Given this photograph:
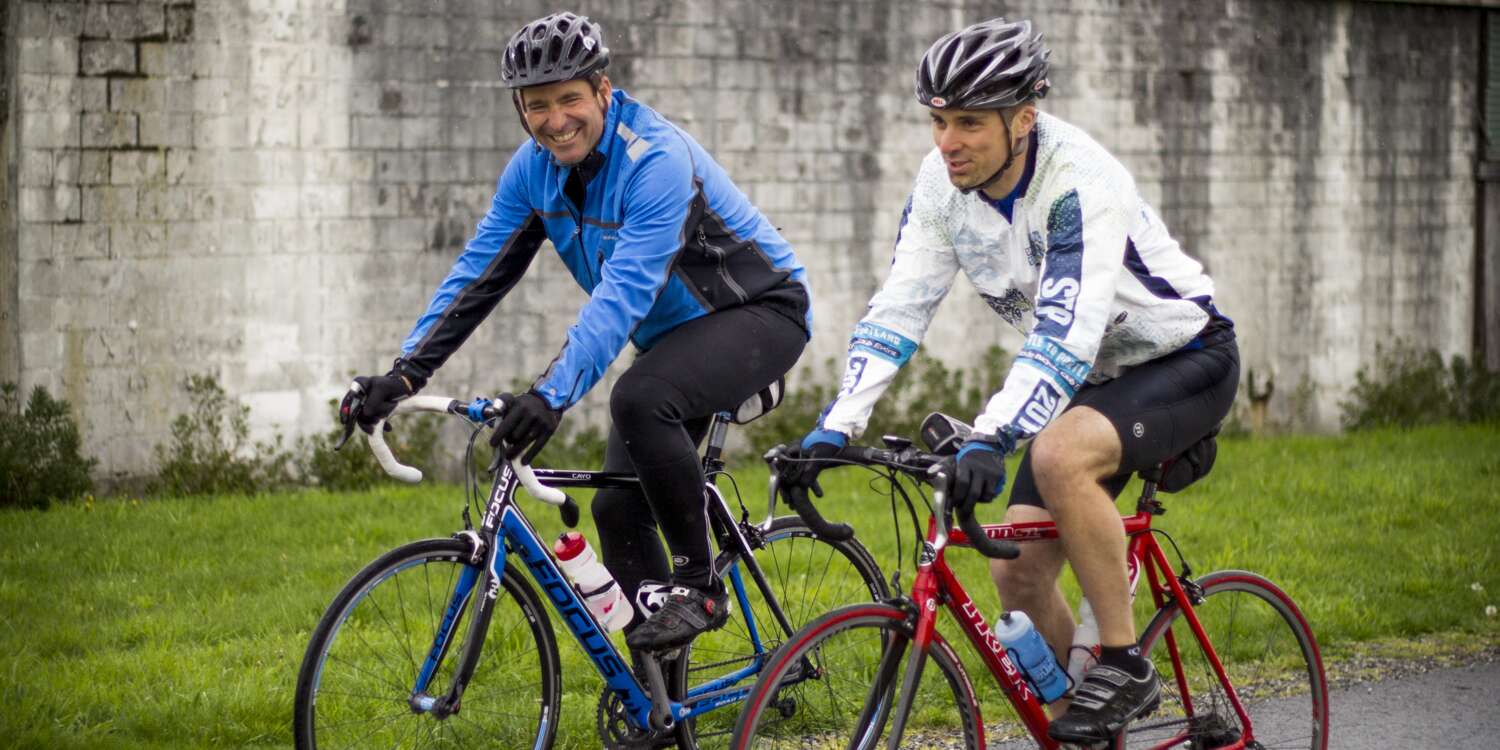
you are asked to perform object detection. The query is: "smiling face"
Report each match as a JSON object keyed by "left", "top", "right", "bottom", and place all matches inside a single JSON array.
[
  {"left": 520, "top": 75, "right": 612, "bottom": 165},
  {"left": 929, "top": 104, "right": 1035, "bottom": 195}
]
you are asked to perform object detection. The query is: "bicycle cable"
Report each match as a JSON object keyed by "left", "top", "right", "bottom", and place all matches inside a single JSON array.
[
  {"left": 779, "top": 452, "right": 935, "bottom": 575},
  {"left": 706, "top": 467, "right": 753, "bottom": 523},
  {"left": 1149, "top": 527, "right": 1192, "bottom": 580},
  {"left": 461, "top": 421, "right": 487, "bottom": 530}
]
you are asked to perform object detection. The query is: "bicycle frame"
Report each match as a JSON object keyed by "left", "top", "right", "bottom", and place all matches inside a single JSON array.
[
  {"left": 900, "top": 489, "right": 1259, "bottom": 750},
  {"left": 405, "top": 413, "right": 808, "bottom": 733}
]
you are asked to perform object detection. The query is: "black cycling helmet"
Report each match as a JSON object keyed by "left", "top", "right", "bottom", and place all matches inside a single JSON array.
[
  {"left": 916, "top": 18, "right": 1050, "bottom": 110},
  {"left": 501, "top": 12, "right": 610, "bottom": 89}
]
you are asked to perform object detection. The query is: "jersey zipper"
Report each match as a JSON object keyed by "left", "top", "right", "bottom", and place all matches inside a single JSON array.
[
  {"left": 561, "top": 171, "right": 596, "bottom": 289},
  {"left": 697, "top": 225, "right": 748, "bottom": 303}
]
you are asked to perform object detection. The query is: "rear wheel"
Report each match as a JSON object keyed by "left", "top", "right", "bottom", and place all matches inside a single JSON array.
[
  {"left": 730, "top": 603, "right": 982, "bottom": 750},
  {"left": 673, "top": 516, "right": 888, "bottom": 750},
  {"left": 1124, "top": 570, "right": 1328, "bottom": 750}
]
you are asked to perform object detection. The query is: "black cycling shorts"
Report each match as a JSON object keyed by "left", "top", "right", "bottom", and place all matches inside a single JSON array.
[{"left": 1007, "top": 333, "right": 1239, "bottom": 508}]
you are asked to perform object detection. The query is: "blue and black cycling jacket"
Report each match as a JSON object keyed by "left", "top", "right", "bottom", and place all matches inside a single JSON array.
[{"left": 398, "top": 88, "right": 812, "bottom": 410}]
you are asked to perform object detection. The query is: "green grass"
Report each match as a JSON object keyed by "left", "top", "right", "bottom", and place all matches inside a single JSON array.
[{"left": 2, "top": 424, "right": 1498, "bottom": 748}]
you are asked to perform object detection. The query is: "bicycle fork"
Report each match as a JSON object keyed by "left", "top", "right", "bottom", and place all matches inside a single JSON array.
[
  {"left": 408, "top": 533, "right": 502, "bottom": 718},
  {"left": 857, "top": 564, "right": 945, "bottom": 749}
]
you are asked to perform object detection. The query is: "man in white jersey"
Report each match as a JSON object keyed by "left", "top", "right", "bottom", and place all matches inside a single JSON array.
[{"left": 780, "top": 18, "right": 1239, "bottom": 743}]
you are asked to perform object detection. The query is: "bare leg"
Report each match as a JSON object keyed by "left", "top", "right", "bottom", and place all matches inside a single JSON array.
[
  {"left": 989, "top": 504, "right": 1072, "bottom": 656},
  {"left": 1029, "top": 406, "right": 1133, "bottom": 648},
  {"left": 990, "top": 503, "right": 1071, "bottom": 713}
]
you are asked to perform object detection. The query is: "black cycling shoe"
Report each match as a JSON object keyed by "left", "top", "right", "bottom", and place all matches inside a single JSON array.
[
  {"left": 625, "top": 584, "right": 729, "bottom": 652},
  {"left": 1047, "top": 662, "right": 1161, "bottom": 744}
]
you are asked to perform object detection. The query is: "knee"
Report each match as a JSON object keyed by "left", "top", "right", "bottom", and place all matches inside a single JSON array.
[
  {"left": 591, "top": 488, "right": 643, "bottom": 529},
  {"left": 1029, "top": 427, "right": 1114, "bottom": 508},
  {"left": 991, "top": 554, "right": 1057, "bottom": 604},
  {"left": 610, "top": 373, "right": 655, "bottom": 427},
  {"left": 610, "top": 372, "right": 678, "bottom": 428},
  {"left": 1028, "top": 431, "right": 1076, "bottom": 497}
]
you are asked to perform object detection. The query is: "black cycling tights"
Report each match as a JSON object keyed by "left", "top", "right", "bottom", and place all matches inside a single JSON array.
[{"left": 591, "top": 301, "right": 805, "bottom": 625}]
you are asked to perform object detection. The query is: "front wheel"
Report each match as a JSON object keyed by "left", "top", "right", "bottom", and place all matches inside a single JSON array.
[
  {"left": 729, "top": 603, "right": 983, "bottom": 750},
  {"left": 672, "top": 516, "right": 889, "bottom": 750},
  {"left": 293, "top": 537, "right": 561, "bottom": 749},
  {"left": 1124, "top": 570, "right": 1329, "bottom": 750}
]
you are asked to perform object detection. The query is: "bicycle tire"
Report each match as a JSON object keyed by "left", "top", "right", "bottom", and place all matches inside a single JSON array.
[
  {"left": 1123, "top": 570, "right": 1329, "bottom": 750},
  {"left": 293, "top": 537, "right": 561, "bottom": 750},
  {"left": 729, "top": 603, "right": 982, "bottom": 750},
  {"left": 672, "top": 516, "right": 889, "bottom": 750}
]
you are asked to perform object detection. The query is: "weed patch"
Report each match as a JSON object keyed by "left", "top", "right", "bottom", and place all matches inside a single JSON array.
[
  {"left": 1341, "top": 344, "right": 1500, "bottom": 429},
  {"left": 0, "top": 383, "right": 95, "bottom": 509}
]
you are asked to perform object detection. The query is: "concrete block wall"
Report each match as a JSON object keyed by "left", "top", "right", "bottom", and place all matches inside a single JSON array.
[{"left": 1, "top": 0, "right": 1484, "bottom": 479}]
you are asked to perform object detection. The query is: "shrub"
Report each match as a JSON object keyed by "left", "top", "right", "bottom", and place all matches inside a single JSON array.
[
  {"left": 294, "top": 401, "right": 442, "bottom": 491},
  {"left": 151, "top": 375, "right": 447, "bottom": 496},
  {"left": 1341, "top": 344, "right": 1500, "bottom": 430},
  {"left": 151, "top": 374, "right": 276, "bottom": 497},
  {"left": 534, "top": 422, "right": 608, "bottom": 470},
  {"left": 867, "top": 345, "right": 1010, "bottom": 444},
  {"left": 739, "top": 345, "right": 1011, "bottom": 456},
  {"left": 0, "top": 383, "right": 96, "bottom": 509}
]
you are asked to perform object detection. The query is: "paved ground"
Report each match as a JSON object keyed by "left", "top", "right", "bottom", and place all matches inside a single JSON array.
[
  {"left": 983, "top": 658, "right": 1500, "bottom": 749},
  {"left": 1326, "top": 658, "right": 1500, "bottom": 749}
]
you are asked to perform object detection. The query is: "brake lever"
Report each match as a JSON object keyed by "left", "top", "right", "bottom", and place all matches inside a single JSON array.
[
  {"left": 335, "top": 379, "right": 366, "bottom": 451},
  {"left": 334, "top": 418, "right": 357, "bottom": 451}
]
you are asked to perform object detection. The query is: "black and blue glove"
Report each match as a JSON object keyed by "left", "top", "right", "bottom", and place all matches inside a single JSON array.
[
  {"left": 340, "top": 360, "right": 426, "bottom": 434},
  {"left": 489, "top": 391, "right": 564, "bottom": 464},
  {"left": 944, "top": 434, "right": 1015, "bottom": 515},
  {"left": 780, "top": 428, "right": 848, "bottom": 498}
]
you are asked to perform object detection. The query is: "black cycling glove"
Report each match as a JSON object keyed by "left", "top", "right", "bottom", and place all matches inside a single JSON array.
[
  {"left": 780, "top": 428, "right": 848, "bottom": 498},
  {"left": 489, "top": 391, "right": 563, "bottom": 465},
  {"left": 340, "top": 361, "right": 425, "bottom": 434},
  {"left": 944, "top": 435, "right": 1013, "bottom": 515}
]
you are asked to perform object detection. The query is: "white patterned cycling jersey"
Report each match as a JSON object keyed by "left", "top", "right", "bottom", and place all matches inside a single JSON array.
[{"left": 821, "top": 111, "right": 1221, "bottom": 443}]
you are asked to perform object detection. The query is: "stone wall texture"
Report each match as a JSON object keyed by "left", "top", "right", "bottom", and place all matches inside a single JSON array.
[{"left": 1, "top": 0, "right": 1487, "bottom": 479}]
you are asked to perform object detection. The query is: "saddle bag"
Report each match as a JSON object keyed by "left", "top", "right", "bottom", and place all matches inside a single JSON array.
[{"left": 1158, "top": 426, "right": 1220, "bottom": 493}]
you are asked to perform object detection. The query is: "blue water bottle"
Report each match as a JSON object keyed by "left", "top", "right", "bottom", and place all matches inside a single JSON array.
[{"left": 994, "top": 610, "right": 1070, "bottom": 703}]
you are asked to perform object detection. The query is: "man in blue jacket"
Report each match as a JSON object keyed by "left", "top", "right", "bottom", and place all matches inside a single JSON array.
[{"left": 342, "top": 12, "right": 812, "bottom": 652}]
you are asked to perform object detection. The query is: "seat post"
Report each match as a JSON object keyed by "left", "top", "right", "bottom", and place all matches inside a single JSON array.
[
  {"left": 701, "top": 412, "right": 732, "bottom": 473},
  {"left": 1135, "top": 465, "right": 1165, "bottom": 515}
]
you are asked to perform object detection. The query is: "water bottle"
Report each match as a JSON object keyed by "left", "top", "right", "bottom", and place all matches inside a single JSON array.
[
  {"left": 1067, "top": 554, "right": 1141, "bottom": 690},
  {"left": 553, "top": 531, "right": 632, "bottom": 632},
  {"left": 993, "top": 610, "right": 1069, "bottom": 703},
  {"left": 1066, "top": 598, "right": 1101, "bottom": 690}
]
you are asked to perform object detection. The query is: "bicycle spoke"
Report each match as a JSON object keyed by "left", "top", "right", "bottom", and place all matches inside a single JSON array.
[
  {"left": 735, "top": 609, "right": 976, "bottom": 750},
  {"left": 313, "top": 687, "right": 410, "bottom": 705},
  {"left": 325, "top": 650, "right": 408, "bottom": 697},
  {"left": 1131, "top": 574, "right": 1326, "bottom": 750},
  {"left": 443, "top": 715, "right": 471, "bottom": 750},
  {"left": 325, "top": 708, "right": 417, "bottom": 749},
  {"left": 297, "top": 542, "right": 555, "bottom": 750},
  {"left": 393, "top": 564, "right": 419, "bottom": 684},
  {"left": 366, "top": 584, "right": 420, "bottom": 684}
]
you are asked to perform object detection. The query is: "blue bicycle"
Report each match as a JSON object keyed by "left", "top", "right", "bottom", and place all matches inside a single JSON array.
[{"left": 292, "top": 391, "right": 888, "bottom": 749}]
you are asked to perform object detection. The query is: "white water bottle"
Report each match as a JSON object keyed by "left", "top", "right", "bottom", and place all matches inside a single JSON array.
[
  {"left": 1068, "top": 555, "right": 1142, "bottom": 691},
  {"left": 553, "top": 531, "right": 632, "bottom": 632},
  {"left": 1067, "top": 598, "right": 1102, "bottom": 690},
  {"left": 993, "top": 610, "right": 1070, "bottom": 703}
]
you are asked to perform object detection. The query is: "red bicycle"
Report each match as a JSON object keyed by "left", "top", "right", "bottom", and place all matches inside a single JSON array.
[{"left": 731, "top": 414, "right": 1328, "bottom": 749}]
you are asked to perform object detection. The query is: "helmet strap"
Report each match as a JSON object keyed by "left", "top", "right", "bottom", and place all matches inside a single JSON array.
[{"left": 512, "top": 91, "right": 542, "bottom": 151}]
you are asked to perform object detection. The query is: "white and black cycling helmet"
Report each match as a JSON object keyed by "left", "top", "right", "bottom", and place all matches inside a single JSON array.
[
  {"left": 916, "top": 18, "right": 1050, "bottom": 110},
  {"left": 501, "top": 11, "right": 610, "bottom": 89}
]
